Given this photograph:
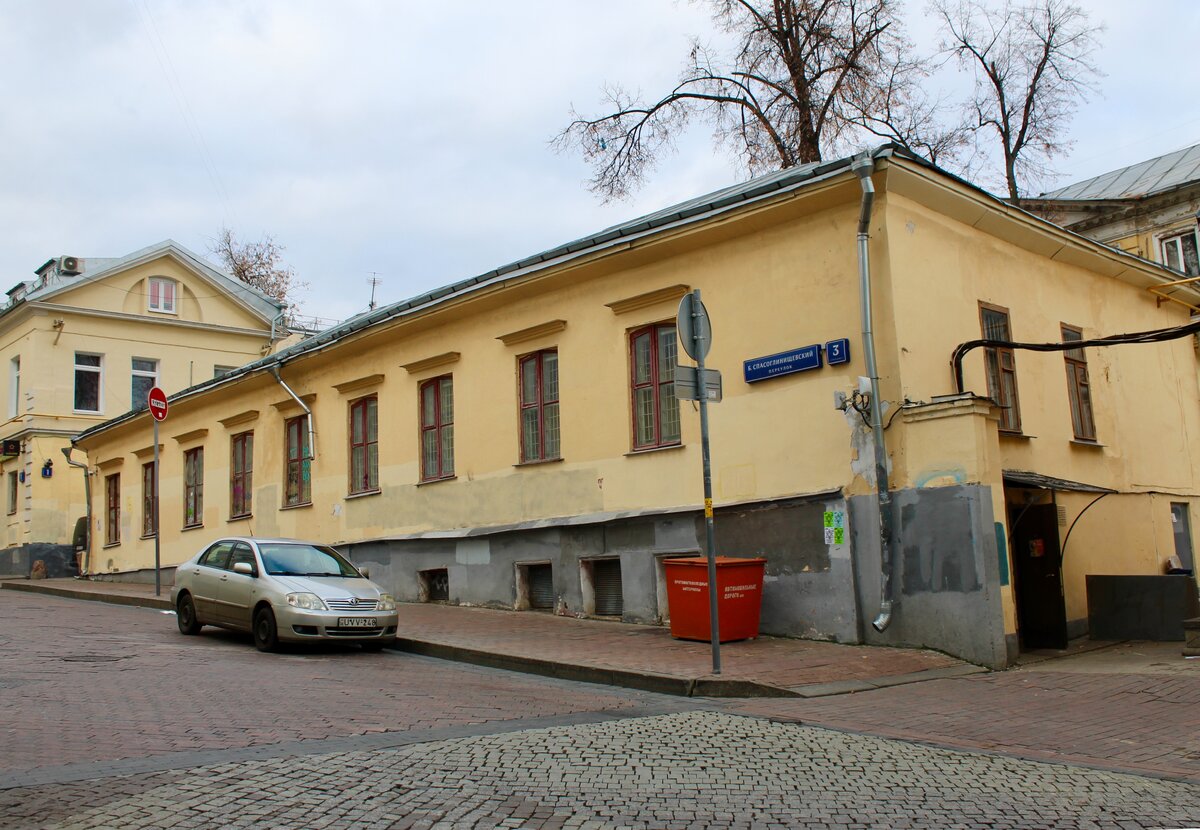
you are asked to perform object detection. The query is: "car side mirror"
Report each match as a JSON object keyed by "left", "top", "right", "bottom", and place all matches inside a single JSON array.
[
  {"left": 232, "top": 562, "right": 256, "bottom": 577},
  {"left": 359, "top": 566, "right": 370, "bottom": 579}
]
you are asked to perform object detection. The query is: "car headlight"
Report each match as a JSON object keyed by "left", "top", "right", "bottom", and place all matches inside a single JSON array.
[
  {"left": 377, "top": 593, "right": 396, "bottom": 611},
  {"left": 286, "top": 592, "right": 328, "bottom": 611}
]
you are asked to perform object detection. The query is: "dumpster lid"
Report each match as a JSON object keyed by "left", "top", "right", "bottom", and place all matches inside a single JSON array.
[{"left": 663, "top": 556, "right": 766, "bottom": 566}]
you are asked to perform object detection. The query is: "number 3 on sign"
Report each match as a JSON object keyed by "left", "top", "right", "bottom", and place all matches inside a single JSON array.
[{"left": 825, "top": 338, "right": 850, "bottom": 366}]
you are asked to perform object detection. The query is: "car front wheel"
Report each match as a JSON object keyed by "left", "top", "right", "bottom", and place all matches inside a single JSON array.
[
  {"left": 253, "top": 606, "right": 279, "bottom": 652},
  {"left": 177, "top": 594, "right": 202, "bottom": 635}
]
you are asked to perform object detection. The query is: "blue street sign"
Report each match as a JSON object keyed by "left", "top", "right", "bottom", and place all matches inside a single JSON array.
[
  {"left": 825, "top": 338, "right": 851, "bottom": 366},
  {"left": 744, "top": 344, "right": 822, "bottom": 383}
]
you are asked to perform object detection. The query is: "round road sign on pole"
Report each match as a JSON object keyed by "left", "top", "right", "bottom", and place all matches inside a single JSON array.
[
  {"left": 148, "top": 387, "right": 168, "bottom": 422},
  {"left": 677, "top": 291, "right": 712, "bottom": 361}
]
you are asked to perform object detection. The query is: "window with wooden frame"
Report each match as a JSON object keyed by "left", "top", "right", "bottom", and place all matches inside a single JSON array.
[
  {"left": 284, "top": 416, "right": 311, "bottom": 506},
  {"left": 183, "top": 447, "right": 203, "bottom": 528},
  {"left": 1061, "top": 325, "right": 1096, "bottom": 442},
  {"left": 979, "top": 304, "right": 1021, "bottom": 433},
  {"left": 7, "top": 470, "right": 18, "bottom": 516},
  {"left": 105, "top": 473, "right": 120, "bottom": 545},
  {"left": 348, "top": 396, "right": 379, "bottom": 494},
  {"left": 519, "top": 350, "right": 560, "bottom": 463},
  {"left": 419, "top": 376, "right": 454, "bottom": 481},
  {"left": 230, "top": 432, "right": 253, "bottom": 517},
  {"left": 142, "top": 461, "right": 157, "bottom": 537},
  {"left": 629, "top": 323, "right": 680, "bottom": 450}
]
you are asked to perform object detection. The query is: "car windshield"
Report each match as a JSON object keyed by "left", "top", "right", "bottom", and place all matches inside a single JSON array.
[{"left": 258, "top": 543, "right": 361, "bottom": 578}]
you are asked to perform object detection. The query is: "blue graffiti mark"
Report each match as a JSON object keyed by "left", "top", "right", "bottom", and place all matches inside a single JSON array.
[{"left": 915, "top": 467, "right": 967, "bottom": 488}]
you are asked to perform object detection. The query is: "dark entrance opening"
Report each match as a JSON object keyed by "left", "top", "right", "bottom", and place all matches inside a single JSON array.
[
  {"left": 593, "top": 558, "right": 623, "bottom": 617},
  {"left": 1007, "top": 487, "right": 1068, "bottom": 650},
  {"left": 527, "top": 563, "right": 554, "bottom": 610},
  {"left": 419, "top": 568, "right": 449, "bottom": 603}
]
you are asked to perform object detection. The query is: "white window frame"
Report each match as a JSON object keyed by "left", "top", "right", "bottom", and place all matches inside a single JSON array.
[
  {"left": 147, "top": 277, "right": 177, "bottom": 314},
  {"left": 8, "top": 356, "right": 19, "bottom": 418},
  {"left": 73, "top": 352, "right": 103, "bottom": 414},
  {"left": 131, "top": 358, "right": 159, "bottom": 410},
  {"left": 1160, "top": 228, "right": 1200, "bottom": 276}
]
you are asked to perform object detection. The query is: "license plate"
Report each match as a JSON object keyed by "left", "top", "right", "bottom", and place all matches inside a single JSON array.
[{"left": 337, "top": 617, "right": 378, "bottom": 628}]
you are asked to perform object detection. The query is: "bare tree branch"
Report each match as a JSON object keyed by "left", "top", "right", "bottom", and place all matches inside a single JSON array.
[{"left": 208, "top": 228, "right": 308, "bottom": 327}]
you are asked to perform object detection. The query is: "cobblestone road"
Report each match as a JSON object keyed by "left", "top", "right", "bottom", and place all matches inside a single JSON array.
[{"left": 3, "top": 711, "right": 1198, "bottom": 829}]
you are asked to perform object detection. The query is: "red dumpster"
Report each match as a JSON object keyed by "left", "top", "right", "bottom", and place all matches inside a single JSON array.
[{"left": 663, "top": 556, "right": 767, "bottom": 642}]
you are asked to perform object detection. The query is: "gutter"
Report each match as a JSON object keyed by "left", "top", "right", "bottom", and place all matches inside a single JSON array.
[
  {"left": 270, "top": 366, "right": 315, "bottom": 459},
  {"left": 850, "top": 151, "right": 895, "bottom": 633}
]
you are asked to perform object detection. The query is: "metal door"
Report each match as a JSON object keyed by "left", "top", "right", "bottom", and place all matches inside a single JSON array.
[
  {"left": 215, "top": 542, "right": 259, "bottom": 629},
  {"left": 1009, "top": 499, "right": 1068, "bottom": 649},
  {"left": 528, "top": 564, "right": 554, "bottom": 610},
  {"left": 593, "top": 558, "right": 623, "bottom": 616}
]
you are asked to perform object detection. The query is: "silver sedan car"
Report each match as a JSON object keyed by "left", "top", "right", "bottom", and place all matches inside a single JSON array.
[{"left": 171, "top": 537, "right": 398, "bottom": 651}]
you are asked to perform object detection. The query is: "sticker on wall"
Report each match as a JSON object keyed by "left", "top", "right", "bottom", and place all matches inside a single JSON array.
[{"left": 823, "top": 510, "right": 846, "bottom": 545}]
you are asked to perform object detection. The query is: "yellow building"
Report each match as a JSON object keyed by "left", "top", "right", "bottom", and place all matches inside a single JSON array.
[
  {"left": 73, "top": 148, "right": 1200, "bottom": 667},
  {"left": 1, "top": 240, "right": 286, "bottom": 577}
]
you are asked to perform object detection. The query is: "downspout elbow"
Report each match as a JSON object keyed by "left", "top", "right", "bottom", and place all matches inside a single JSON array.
[
  {"left": 270, "top": 366, "right": 315, "bottom": 459},
  {"left": 61, "top": 445, "right": 91, "bottom": 577},
  {"left": 851, "top": 153, "right": 876, "bottom": 236}
]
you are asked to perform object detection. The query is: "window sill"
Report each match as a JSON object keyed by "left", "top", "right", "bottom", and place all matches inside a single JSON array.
[
  {"left": 624, "top": 443, "right": 684, "bottom": 457},
  {"left": 102, "top": 541, "right": 121, "bottom": 549},
  {"left": 228, "top": 514, "right": 252, "bottom": 522},
  {"left": 280, "top": 502, "right": 312, "bottom": 511},
  {"left": 417, "top": 475, "right": 456, "bottom": 487},
  {"left": 1069, "top": 439, "right": 1104, "bottom": 449},
  {"left": 181, "top": 524, "right": 204, "bottom": 532},
  {"left": 147, "top": 308, "right": 178, "bottom": 316},
  {"left": 140, "top": 533, "right": 158, "bottom": 540},
  {"left": 346, "top": 489, "right": 381, "bottom": 500},
  {"left": 998, "top": 431, "right": 1034, "bottom": 441},
  {"left": 514, "top": 457, "right": 563, "bottom": 468},
  {"left": 73, "top": 410, "right": 103, "bottom": 417}
]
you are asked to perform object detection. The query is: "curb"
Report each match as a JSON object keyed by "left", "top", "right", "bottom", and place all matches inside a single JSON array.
[{"left": 1, "top": 580, "right": 173, "bottom": 610}]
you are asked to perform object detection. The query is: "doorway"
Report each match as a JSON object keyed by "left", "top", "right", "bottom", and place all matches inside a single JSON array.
[{"left": 1007, "top": 488, "right": 1068, "bottom": 650}]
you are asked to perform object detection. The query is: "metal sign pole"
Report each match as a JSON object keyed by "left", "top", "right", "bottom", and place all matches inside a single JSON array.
[
  {"left": 153, "top": 417, "right": 161, "bottom": 597},
  {"left": 690, "top": 289, "right": 722, "bottom": 675}
]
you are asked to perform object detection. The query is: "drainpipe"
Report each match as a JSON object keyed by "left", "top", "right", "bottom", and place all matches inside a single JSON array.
[
  {"left": 269, "top": 306, "right": 288, "bottom": 346},
  {"left": 61, "top": 445, "right": 91, "bottom": 576},
  {"left": 270, "top": 366, "right": 315, "bottom": 459},
  {"left": 850, "top": 152, "right": 895, "bottom": 633}
]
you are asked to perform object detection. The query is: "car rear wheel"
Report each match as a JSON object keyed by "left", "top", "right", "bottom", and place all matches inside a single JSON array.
[
  {"left": 253, "top": 606, "right": 279, "bottom": 652},
  {"left": 177, "top": 594, "right": 202, "bottom": 635}
]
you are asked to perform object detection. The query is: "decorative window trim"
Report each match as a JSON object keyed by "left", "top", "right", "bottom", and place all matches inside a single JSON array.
[
  {"left": 605, "top": 284, "right": 689, "bottom": 315},
  {"left": 218, "top": 410, "right": 259, "bottom": 429},
  {"left": 172, "top": 428, "right": 209, "bottom": 445},
  {"left": 497, "top": 320, "right": 567, "bottom": 347},
  {"left": 333, "top": 374, "right": 385, "bottom": 395},
  {"left": 402, "top": 352, "right": 460, "bottom": 375}
]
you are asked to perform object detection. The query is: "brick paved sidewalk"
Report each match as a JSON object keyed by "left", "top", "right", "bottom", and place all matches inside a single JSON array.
[{"left": 3, "top": 578, "right": 975, "bottom": 696}]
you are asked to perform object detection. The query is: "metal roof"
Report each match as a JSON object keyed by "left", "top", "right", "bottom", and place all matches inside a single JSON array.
[{"left": 1038, "top": 142, "right": 1200, "bottom": 201}]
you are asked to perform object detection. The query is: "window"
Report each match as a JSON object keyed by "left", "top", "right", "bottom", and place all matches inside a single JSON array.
[
  {"left": 1162, "top": 230, "right": 1200, "bottom": 277},
  {"left": 629, "top": 323, "right": 680, "bottom": 449},
  {"left": 183, "top": 447, "right": 203, "bottom": 528},
  {"left": 74, "top": 353, "right": 102, "bottom": 413},
  {"left": 142, "top": 461, "right": 157, "bottom": 537},
  {"left": 199, "top": 541, "right": 233, "bottom": 569},
  {"left": 519, "top": 350, "right": 560, "bottom": 462},
  {"left": 131, "top": 358, "right": 158, "bottom": 411},
  {"left": 349, "top": 397, "right": 378, "bottom": 494},
  {"left": 1061, "top": 325, "right": 1096, "bottom": 442},
  {"left": 7, "top": 470, "right": 17, "bottom": 515},
  {"left": 980, "top": 305, "right": 1021, "bottom": 433},
  {"left": 214, "top": 365, "right": 237, "bottom": 379},
  {"left": 8, "top": 356, "right": 19, "bottom": 418},
  {"left": 419, "top": 376, "right": 454, "bottom": 481},
  {"left": 231, "top": 432, "right": 253, "bottom": 517},
  {"left": 105, "top": 473, "right": 120, "bottom": 545},
  {"left": 147, "top": 277, "right": 177, "bottom": 313},
  {"left": 284, "top": 416, "right": 311, "bottom": 506}
]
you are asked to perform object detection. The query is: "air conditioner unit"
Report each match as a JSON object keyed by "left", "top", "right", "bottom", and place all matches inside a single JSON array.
[{"left": 59, "top": 256, "right": 81, "bottom": 275}]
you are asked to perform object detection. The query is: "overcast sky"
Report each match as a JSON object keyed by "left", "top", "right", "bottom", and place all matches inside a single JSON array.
[{"left": 2, "top": 1, "right": 1198, "bottom": 324}]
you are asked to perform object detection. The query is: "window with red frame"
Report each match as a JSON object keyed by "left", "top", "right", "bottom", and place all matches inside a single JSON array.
[
  {"left": 105, "top": 473, "right": 120, "bottom": 545},
  {"left": 629, "top": 323, "right": 680, "bottom": 450},
  {"left": 349, "top": 396, "right": 379, "bottom": 493},
  {"left": 519, "top": 350, "right": 560, "bottom": 462},
  {"left": 284, "top": 416, "right": 311, "bottom": 506},
  {"left": 420, "top": 376, "right": 454, "bottom": 481},
  {"left": 230, "top": 432, "right": 253, "bottom": 517}
]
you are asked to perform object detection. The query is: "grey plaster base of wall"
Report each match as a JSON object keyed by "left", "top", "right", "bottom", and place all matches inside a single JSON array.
[
  {"left": 346, "top": 494, "right": 859, "bottom": 643},
  {"left": 851, "top": 485, "right": 1009, "bottom": 669},
  {"left": 0, "top": 544, "right": 77, "bottom": 578},
  {"left": 87, "top": 567, "right": 176, "bottom": 587}
]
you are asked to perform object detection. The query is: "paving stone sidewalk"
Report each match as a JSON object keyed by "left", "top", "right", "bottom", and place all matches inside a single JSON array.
[{"left": 3, "top": 578, "right": 978, "bottom": 697}]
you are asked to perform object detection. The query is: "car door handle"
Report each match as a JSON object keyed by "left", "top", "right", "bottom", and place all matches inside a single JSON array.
[{"left": 220, "top": 575, "right": 229, "bottom": 582}]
